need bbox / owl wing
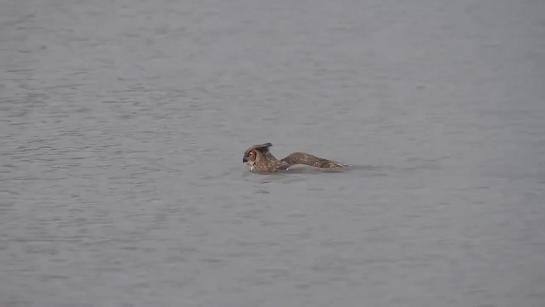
[281,152,344,169]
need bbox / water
[1,0,545,306]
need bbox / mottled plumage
[242,143,344,173]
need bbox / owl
[242,143,344,173]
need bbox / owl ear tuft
[254,143,272,152]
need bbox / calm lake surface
[1,0,545,306]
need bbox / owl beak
[243,156,248,163]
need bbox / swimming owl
[242,143,344,173]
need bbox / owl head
[242,142,273,167]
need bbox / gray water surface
[1,0,545,306]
